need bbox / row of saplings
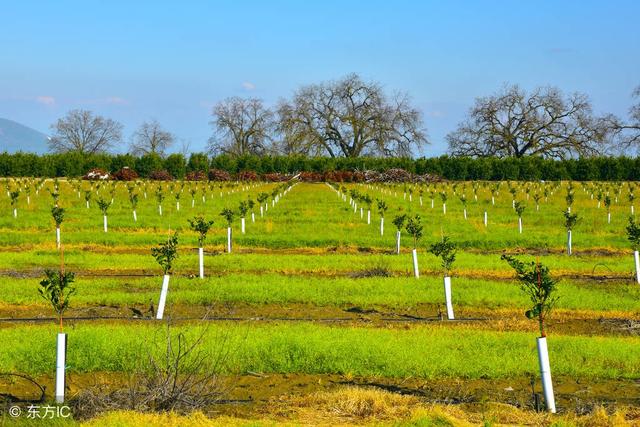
[335,184,640,284]
[329,182,640,413]
[36,182,295,404]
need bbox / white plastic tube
[518,217,523,234]
[55,332,67,403]
[484,211,488,227]
[133,210,137,222]
[227,227,232,253]
[252,212,255,223]
[380,217,384,236]
[176,201,180,211]
[103,215,108,233]
[367,210,371,224]
[241,217,246,234]
[536,337,556,413]
[395,231,401,255]
[199,247,204,279]
[567,230,572,255]
[156,274,170,320]
[463,209,467,220]
[56,227,61,249]
[159,205,162,216]
[13,208,17,218]
[443,276,454,320]
[634,250,640,284]
[443,203,446,215]
[412,248,419,278]
[260,206,264,217]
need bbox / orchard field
[1,177,640,426]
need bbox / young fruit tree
[38,268,76,403]
[363,194,373,224]
[248,198,256,223]
[97,198,110,232]
[9,190,20,218]
[563,211,579,255]
[405,215,423,278]
[257,192,268,216]
[84,190,92,209]
[501,255,559,413]
[514,201,526,234]
[129,191,139,222]
[428,236,457,320]
[376,199,388,236]
[238,200,249,234]
[156,187,165,216]
[626,216,640,284]
[440,191,447,215]
[51,206,65,249]
[152,232,179,320]
[188,216,214,279]
[392,213,407,255]
[604,195,612,224]
[459,195,468,220]
[220,208,235,253]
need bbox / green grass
[2,322,639,380]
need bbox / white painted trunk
[518,217,522,234]
[484,211,488,227]
[395,231,401,255]
[260,206,264,217]
[443,276,454,320]
[156,274,170,319]
[360,207,363,218]
[192,199,195,207]
[252,212,255,223]
[380,217,384,236]
[420,197,423,206]
[463,209,467,220]
[133,210,137,222]
[56,227,61,249]
[103,215,108,233]
[55,332,67,403]
[199,247,204,279]
[86,201,89,208]
[227,227,232,253]
[536,337,556,413]
[567,230,572,255]
[608,212,611,224]
[492,196,495,205]
[241,217,246,234]
[409,194,412,202]
[412,248,419,278]
[159,205,162,216]
[367,210,371,224]
[442,203,446,215]
[431,199,434,208]
[176,201,180,211]
[13,208,17,218]
[634,250,640,284]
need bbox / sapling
[563,211,579,256]
[129,191,139,222]
[188,216,214,279]
[97,198,110,232]
[392,214,406,255]
[152,232,179,320]
[440,191,447,215]
[565,190,574,213]
[514,201,525,234]
[9,190,19,218]
[377,199,388,236]
[604,195,612,224]
[459,194,468,219]
[220,208,235,253]
[248,198,256,223]
[629,192,635,216]
[238,200,249,234]
[51,206,65,249]
[38,267,75,403]
[362,194,373,224]
[626,216,640,284]
[501,254,559,413]
[533,193,542,211]
[175,191,181,211]
[405,215,423,278]
[156,187,165,216]
[509,186,517,208]
[257,192,268,216]
[428,236,457,319]
[84,190,92,208]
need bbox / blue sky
[1,0,639,156]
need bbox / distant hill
[0,118,49,154]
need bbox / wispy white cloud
[242,81,256,91]
[35,96,55,106]
[104,96,128,105]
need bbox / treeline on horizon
[1,152,639,181]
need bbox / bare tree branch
[130,119,175,157]
[48,110,123,155]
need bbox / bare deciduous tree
[611,86,640,152]
[446,84,613,159]
[276,73,428,157]
[130,120,175,157]
[208,97,274,156]
[49,109,123,155]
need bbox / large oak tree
[277,73,427,157]
[208,97,274,156]
[130,119,175,157]
[447,85,612,159]
[49,109,123,155]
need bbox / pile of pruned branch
[364,168,442,183]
